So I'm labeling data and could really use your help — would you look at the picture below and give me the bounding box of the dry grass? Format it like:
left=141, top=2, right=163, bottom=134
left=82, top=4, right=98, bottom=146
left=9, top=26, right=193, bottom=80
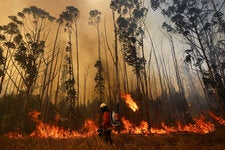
left=1, top=127, right=225, bottom=150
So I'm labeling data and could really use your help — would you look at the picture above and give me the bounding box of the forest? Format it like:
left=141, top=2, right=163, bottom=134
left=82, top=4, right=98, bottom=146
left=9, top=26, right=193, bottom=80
left=0, top=0, right=225, bottom=149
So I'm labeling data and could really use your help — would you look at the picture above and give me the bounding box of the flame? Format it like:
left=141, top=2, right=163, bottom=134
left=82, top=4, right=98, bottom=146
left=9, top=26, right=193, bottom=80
left=30, top=110, right=98, bottom=138
left=120, top=93, right=139, bottom=112
left=208, top=112, right=225, bottom=126
left=6, top=111, right=225, bottom=139
left=121, top=115, right=215, bottom=135
left=121, top=117, right=149, bottom=134
left=7, top=110, right=98, bottom=139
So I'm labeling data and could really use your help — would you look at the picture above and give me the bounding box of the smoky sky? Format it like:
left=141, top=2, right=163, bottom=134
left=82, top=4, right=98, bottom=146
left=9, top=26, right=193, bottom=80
left=0, top=0, right=177, bottom=100
left=0, top=0, right=116, bottom=74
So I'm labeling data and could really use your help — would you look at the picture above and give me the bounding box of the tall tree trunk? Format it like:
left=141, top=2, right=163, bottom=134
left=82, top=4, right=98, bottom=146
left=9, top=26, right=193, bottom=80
left=49, top=48, right=60, bottom=100
left=194, top=26, right=225, bottom=114
left=112, top=10, right=121, bottom=133
left=41, top=59, right=50, bottom=120
left=139, top=23, right=150, bottom=126
left=122, top=52, right=129, bottom=93
left=83, top=67, right=90, bottom=106
left=0, top=46, right=11, bottom=94
left=54, top=50, right=64, bottom=106
left=169, top=35, right=193, bottom=123
left=186, top=69, right=202, bottom=112
left=145, top=24, right=164, bottom=95
left=97, top=24, right=103, bottom=104
left=46, top=24, right=60, bottom=101
left=75, top=23, right=80, bottom=105
left=112, top=11, right=120, bottom=108
left=103, top=17, right=113, bottom=102
left=147, top=45, right=153, bottom=100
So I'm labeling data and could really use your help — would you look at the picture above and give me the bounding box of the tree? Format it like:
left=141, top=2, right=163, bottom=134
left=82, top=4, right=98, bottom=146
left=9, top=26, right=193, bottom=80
left=110, top=2, right=121, bottom=112
left=110, top=0, right=151, bottom=126
left=59, top=8, right=78, bottom=127
left=60, top=6, right=80, bottom=103
left=151, top=0, right=225, bottom=114
left=89, top=10, right=105, bottom=103
left=110, top=0, right=147, bottom=91
left=9, top=6, right=55, bottom=113
left=0, top=22, right=17, bottom=94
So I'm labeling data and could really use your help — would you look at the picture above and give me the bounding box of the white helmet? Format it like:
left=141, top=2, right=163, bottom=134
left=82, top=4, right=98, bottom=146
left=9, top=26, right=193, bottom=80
left=100, top=103, right=107, bottom=108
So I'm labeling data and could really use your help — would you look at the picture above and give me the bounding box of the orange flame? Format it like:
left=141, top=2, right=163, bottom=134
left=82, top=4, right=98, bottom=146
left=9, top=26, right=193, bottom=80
left=121, top=117, right=149, bottom=134
left=7, top=110, right=98, bottom=139
left=6, top=111, right=225, bottom=139
left=208, top=112, right=225, bottom=126
left=30, top=111, right=98, bottom=138
left=121, top=115, right=215, bottom=135
left=121, top=93, right=139, bottom=112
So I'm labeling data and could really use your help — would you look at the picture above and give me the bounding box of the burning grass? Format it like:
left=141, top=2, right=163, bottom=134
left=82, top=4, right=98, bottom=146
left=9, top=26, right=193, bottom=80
left=6, top=110, right=222, bottom=139
left=2, top=110, right=225, bottom=149
left=1, top=127, right=225, bottom=150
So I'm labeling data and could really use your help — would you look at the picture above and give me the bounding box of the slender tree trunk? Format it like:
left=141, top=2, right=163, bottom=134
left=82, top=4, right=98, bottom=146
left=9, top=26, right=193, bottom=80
left=6, top=70, right=20, bottom=94
left=187, top=70, right=202, bottom=111
left=68, top=28, right=76, bottom=129
left=46, top=24, right=60, bottom=101
left=54, top=50, right=64, bottom=106
left=83, top=67, right=90, bottom=106
left=75, top=23, right=80, bottom=104
left=160, top=45, right=172, bottom=96
left=41, top=60, right=50, bottom=120
left=196, top=70, right=212, bottom=110
left=101, top=18, right=112, bottom=102
left=97, top=24, right=103, bottom=104
left=169, top=35, right=193, bottom=123
left=112, top=11, right=120, bottom=108
left=49, top=48, right=60, bottom=99
left=139, top=23, right=150, bottom=126
left=122, top=52, right=129, bottom=93
left=147, top=46, right=153, bottom=100
left=112, top=10, right=121, bottom=133
left=0, top=46, right=11, bottom=94
left=145, top=24, right=164, bottom=95
left=194, top=26, right=225, bottom=114
left=4, top=75, right=11, bottom=96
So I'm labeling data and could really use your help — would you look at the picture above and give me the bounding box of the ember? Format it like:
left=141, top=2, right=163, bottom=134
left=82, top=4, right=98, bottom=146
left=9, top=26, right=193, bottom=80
left=6, top=132, right=24, bottom=139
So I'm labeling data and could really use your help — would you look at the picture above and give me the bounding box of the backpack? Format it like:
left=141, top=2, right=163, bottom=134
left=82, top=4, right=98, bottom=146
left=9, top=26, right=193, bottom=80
left=110, top=110, right=120, bottom=126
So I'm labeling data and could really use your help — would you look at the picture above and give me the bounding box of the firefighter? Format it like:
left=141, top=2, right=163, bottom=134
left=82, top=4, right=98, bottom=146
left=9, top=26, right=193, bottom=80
left=99, top=103, right=113, bottom=144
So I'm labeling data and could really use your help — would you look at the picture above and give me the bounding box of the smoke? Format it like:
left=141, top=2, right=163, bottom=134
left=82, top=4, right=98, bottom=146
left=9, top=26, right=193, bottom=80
left=0, top=0, right=199, bottom=105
